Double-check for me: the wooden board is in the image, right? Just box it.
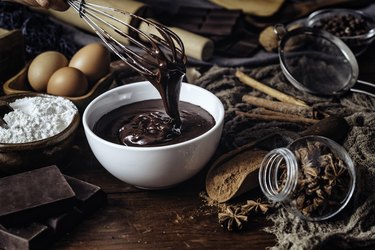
[209,0,284,17]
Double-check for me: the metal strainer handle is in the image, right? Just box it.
[351,80,375,98]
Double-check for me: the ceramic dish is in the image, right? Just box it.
[83,81,225,189]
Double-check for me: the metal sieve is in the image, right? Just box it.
[274,24,375,98]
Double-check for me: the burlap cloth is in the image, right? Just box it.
[192,65,375,249]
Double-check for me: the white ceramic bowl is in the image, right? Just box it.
[83,81,224,189]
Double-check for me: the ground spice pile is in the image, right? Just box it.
[206,149,267,203]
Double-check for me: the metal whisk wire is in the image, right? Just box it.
[66,0,186,78]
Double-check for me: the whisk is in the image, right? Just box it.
[67,0,187,124]
[66,0,187,82]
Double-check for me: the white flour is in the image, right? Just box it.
[0,95,78,143]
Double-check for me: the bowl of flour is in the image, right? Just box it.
[0,93,79,174]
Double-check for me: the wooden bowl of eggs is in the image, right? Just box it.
[0,92,80,174]
[3,43,114,111]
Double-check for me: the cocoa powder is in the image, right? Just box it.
[206,150,267,202]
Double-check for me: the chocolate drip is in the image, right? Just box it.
[134,21,187,130]
[145,62,185,130]
[114,19,188,146]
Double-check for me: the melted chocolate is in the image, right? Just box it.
[93,99,215,147]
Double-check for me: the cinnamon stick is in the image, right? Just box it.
[235,70,308,107]
[236,111,319,124]
[242,95,323,119]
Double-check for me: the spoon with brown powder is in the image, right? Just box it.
[0,100,13,129]
[205,116,350,203]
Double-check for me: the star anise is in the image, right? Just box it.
[295,194,306,209]
[241,198,271,214]
[290,140,352,218]
[321,154,347,187]
[303,166,319,179]
[218,205,248,231]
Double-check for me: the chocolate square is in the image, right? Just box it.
[44,176,106,236]
[0,223,52,250]
[64,175,107,215]
[45,207,83,236]
[0,166,76,226]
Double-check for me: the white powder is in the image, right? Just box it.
[0,95,78,143]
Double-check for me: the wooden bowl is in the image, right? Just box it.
[0,93,80,174]
[2,64,114,111]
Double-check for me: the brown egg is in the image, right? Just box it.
[28,51,68,92]
[69,43,110,85]
[47,67,88,97]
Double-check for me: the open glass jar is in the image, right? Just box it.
[258,135,356,221]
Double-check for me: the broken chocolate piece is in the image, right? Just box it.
[161,6,241,37]
[216,29,259,57]
[64,175,107,214]
[0,166,76,226]
[0,223,52,250]
[45,208,82,236]
[45,176,106,236]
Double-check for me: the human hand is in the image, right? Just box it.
[7,0,69,11]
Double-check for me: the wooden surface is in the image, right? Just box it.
[51,42,375,250]
[53,129,275,250]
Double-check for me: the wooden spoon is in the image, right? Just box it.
[205,116,349,203]
[0,100,13,129]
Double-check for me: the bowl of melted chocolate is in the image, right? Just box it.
[82,81,224,189]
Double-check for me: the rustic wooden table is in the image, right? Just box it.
[55,140,275,250]
[52,42,375,250]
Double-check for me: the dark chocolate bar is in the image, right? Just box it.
[0,166,76,226]
[215,29,259,57]
[161,6,241,37]
[0,172,107,249]
[0,223,52,250]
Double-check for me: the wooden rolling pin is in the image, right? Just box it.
[46,0,214,61]
[138,21,214,61]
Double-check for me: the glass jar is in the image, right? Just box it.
[258,135,356,221]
